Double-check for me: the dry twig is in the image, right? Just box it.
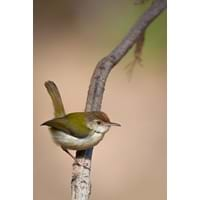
[70,0,167,199]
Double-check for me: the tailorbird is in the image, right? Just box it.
[41,81,121,164]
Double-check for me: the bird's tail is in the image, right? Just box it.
[44,81,66,118]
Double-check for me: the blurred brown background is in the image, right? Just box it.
[34,0,166,199]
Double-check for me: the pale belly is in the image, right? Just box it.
[49,128,105,150]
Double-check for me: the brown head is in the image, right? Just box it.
[86,111,121,134]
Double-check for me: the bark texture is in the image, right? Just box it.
[71,0,167,199]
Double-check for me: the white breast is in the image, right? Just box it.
[49,128,105,150]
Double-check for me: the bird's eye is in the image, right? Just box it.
[96,120,101,125]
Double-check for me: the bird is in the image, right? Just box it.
[41,81,121,165]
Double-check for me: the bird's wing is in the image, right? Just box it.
[41,116,91,138]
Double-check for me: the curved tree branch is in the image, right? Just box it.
[71,0,167,199]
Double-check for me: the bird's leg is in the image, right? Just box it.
[61,146,80,164]
[61,147,90,170]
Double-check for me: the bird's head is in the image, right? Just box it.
[86,112,121,134]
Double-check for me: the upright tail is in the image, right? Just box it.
[44,81,66,118]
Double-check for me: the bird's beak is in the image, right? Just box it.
[108,122,121,127]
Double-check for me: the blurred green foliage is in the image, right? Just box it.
[35,0,166,68]
[94,1,166,66]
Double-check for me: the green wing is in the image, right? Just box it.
[42,113,91,138]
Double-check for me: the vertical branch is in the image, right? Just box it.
[71,0,167,199]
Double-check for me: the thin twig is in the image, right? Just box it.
[125,30,145,80]
[71,0,167,199]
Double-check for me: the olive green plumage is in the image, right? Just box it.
[42,81,120,152]
[42,112,111,138]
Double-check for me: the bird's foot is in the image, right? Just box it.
[61,147,90,170]
[73,160,90,170]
